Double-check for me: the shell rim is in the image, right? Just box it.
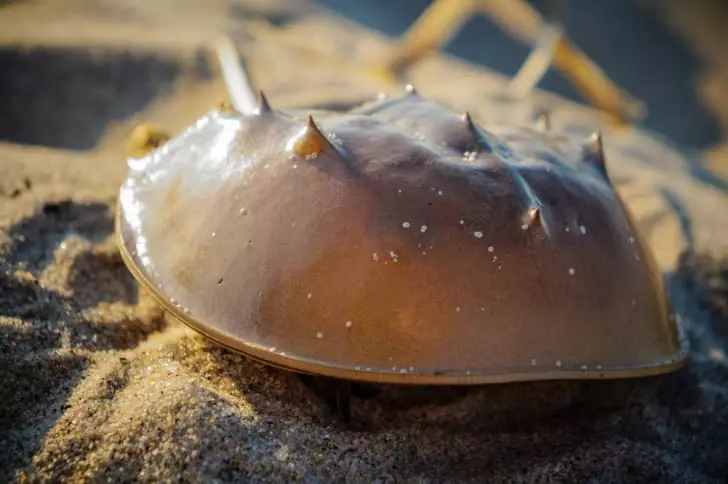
[114,195,690,386]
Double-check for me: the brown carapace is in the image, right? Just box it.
[116,86,688,388]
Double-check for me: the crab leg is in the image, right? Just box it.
[475,0,645,121]
[506,23,563,100]
[386,0,644,122]
[385,0,478,73]
[214,36,259,114]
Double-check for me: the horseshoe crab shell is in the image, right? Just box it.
[116,89,688,385]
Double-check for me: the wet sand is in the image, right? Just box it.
[1,0,727,482]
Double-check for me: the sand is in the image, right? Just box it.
[1,0,727,482]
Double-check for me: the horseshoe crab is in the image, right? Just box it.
[115,4,689,391]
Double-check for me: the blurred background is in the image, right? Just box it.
[315,0,726,153]
[0,0,726,174]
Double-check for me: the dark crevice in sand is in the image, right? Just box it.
[0,268,67,321]
[655,367,728,475]
[0,351,89,483]
[0,349,89,431]
[676,251,728,326]
[0,317,62,351]
[4,200,113,274]
[68,249,139,308]
[69,313,167,351]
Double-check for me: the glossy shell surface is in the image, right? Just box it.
[116,91,689,384]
